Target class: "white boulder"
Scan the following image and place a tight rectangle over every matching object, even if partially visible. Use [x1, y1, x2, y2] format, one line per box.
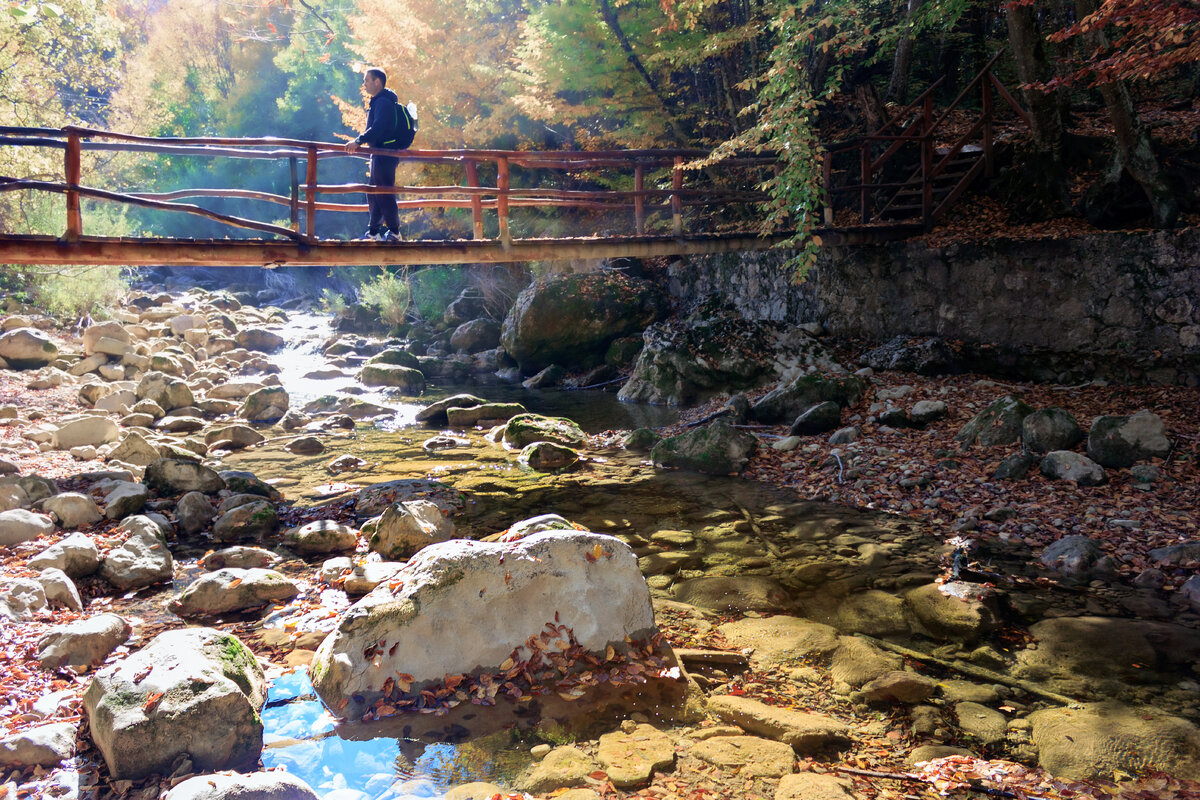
[310, 531, 656, 718]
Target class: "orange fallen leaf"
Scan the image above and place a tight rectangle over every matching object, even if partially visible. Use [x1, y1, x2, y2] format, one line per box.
[143, 692, 164, 712]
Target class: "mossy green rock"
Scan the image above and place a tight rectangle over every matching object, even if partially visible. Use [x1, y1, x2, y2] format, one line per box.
[955, 395, 1034, 447]
[446, 402, 526, 427]
[518, 441, 579, 471]
[366, 348, 421, 370]
[501, 272, 668, 373]
[624, 428, 661, 452]
[415, 393, 488, 423]
[502, 413, 586, 449]
[650, 419, 757, 475]
[358, 364, 425, 394]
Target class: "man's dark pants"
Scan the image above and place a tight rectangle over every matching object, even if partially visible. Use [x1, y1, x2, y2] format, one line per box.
[367, 154, 400, 234]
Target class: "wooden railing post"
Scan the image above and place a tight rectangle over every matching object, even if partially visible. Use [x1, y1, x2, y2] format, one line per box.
[859, 143, 871, 224]
[305, 146, 318, 241]
[64, 134, 82, 242]
[289, 156, 299, 232]
[922, 95, 934, 228]
[465, 160, 485, 240]
[982, 71, 995, 178]
[497, 156, 511, 248]
[671, 156, 683, 236]
[634, 163, 646, 235]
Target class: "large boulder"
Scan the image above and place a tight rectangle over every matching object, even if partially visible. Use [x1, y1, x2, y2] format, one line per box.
[41, 492, 103, 528]
[450, 318, 502, 353]
[170, 568, 299, 617]
[1029, 702, 1200, 780]
[619, 316, 843, 407]
[0, 508, 55, 545]
[414, 393, 487, 424]
[955, 395, 1034, 448]
[501, 413, 586, 449]
[367, 500, 455, 559]
[357, 364, 425, 394]
[860, 335, 958, 375]
[83, 628, 265, 779]
[1021, 407, 1083, 454]
[0, 722, 76, 769]
[310, 531, 656, 718]
[106, 431, 161, 468]
[99, 519, 174, 591]
[51, 415, 120, 450]
[707, 694, 851, 753]
[28, 531, 100, 577]
[82, 321, 132, 356]
[212, 499, 278, 543]
[234, 328, 285, 353]
[650, 420, 757, 475]
[37, 613, 131, 670]
[240, 386, 289, 423]
[145, 458, 226, 495]
[750, 373, 866, 424]
[284, 519, 358, 554]
[1039, 451, 1106, 486]
[0, 328, 58, 369]
[1086, 410, 1172, 468]
[136, 371, 194, 412]
[903, 583, 995, 643]
[501, 272, 668, 374]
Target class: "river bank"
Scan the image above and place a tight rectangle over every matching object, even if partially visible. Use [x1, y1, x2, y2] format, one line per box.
[0, 289, 1198, 800]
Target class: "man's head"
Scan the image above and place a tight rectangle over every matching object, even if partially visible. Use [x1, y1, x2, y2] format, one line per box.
[362, 68, 386, 98]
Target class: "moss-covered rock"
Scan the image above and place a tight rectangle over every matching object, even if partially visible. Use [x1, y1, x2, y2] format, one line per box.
[366, 348, 421, 370]
[955, 395, 1034, 448]
[357, 364, 425, 395]
[623, 428, 661, 452]
[502, 413, 586, 449]
[82, 627, 265, 779]
[650, 419, 757, 475]
[501, 272, 668, 374]
[518, 441, 579, 471]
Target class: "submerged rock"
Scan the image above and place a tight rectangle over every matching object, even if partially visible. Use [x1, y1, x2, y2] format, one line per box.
[310, 531, 656, 719]
[1029, 701, 1200, 780]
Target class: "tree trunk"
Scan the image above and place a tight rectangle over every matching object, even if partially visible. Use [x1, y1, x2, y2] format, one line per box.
[885, 0, 922, 103]
[1075, 0, 1180, 227]
[1004, 3, 1071, 218]
[596, 0, 694, 147]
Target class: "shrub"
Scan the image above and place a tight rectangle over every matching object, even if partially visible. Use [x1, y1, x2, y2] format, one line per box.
[358, 269, 411, 326]
[5, 265, 131, 322]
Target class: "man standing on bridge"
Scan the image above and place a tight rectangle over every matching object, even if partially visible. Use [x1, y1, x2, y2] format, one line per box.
[346, 67, 412, 242]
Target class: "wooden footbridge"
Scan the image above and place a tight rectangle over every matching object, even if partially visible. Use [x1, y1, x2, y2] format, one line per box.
[0, 60, 1025, 268]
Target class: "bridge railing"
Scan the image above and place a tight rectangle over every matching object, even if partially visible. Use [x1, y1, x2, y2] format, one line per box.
[0, 126, 777, 246]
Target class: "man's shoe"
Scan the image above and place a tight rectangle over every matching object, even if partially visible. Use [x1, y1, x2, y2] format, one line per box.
[380, 230, 402, 243]
[355, 230, 383, 241]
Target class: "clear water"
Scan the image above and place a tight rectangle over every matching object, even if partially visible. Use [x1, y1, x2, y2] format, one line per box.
[262, 668, 529, 800]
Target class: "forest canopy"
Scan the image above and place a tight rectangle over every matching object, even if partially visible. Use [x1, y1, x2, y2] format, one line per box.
[0, 0, 1196, 247]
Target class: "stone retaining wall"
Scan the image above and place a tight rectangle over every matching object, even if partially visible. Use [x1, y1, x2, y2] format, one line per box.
[668, 229, 1200, 385]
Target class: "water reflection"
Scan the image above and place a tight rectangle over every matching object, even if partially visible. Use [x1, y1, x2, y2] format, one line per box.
[262, 668, 525, 799]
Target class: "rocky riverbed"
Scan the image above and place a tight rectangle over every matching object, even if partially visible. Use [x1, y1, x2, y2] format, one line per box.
[0, 278, 1198, 800]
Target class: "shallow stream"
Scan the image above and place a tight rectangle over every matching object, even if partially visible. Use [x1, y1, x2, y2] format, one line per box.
[208, 312, 1199, 798]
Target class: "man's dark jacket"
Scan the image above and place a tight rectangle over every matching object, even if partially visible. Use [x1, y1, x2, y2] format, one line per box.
[355, 88, 403, 149]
